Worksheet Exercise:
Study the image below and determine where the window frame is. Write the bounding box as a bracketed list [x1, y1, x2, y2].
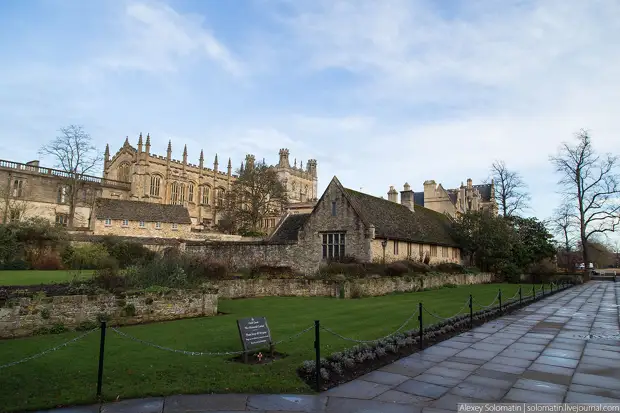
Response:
[322, 232, 346, 260]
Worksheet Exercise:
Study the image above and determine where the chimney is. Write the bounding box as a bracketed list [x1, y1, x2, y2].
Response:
[387, 186, 398, 203]
[400, 182, 415, 212]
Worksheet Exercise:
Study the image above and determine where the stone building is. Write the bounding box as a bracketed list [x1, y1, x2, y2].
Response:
[269, 176, 462, 266]
[0, 159, 130, 227]
[408, 178, 497, 218]
[102, 135, 318, 232]
[91, 198, 192, 238]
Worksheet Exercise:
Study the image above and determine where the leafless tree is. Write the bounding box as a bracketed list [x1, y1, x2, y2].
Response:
[39, 125, 103, 229]
[490, 160, 530, 217]
[222, 159, 288, 234]
[549, 129, 620, 268]
[550, 201, 577, 252]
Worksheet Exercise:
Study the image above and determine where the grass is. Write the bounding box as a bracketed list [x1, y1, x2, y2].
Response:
[0, 270, 95, 286]
[0, 283, 549, 413]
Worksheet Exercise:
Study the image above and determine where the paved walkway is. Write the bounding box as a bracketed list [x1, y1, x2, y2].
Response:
[36, 282, 620, 413]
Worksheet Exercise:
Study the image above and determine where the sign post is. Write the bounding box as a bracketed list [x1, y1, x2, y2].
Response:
[237, 317, 273, 363]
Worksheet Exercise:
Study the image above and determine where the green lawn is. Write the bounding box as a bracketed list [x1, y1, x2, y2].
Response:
[0, 283, 546, 413]
[0, 270, 95, 286]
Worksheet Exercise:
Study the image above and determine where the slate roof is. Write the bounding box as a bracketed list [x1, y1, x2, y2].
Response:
[94, 198, 192, 224]
[413, 192, 425, 206]
[269, 213, 310, 242]
[473, 183, 493, 202]
[343, 188, 458, 247]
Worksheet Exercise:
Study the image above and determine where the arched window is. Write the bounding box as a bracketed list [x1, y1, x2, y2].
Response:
[188, 184, 195, 203]
[118, 163, 131, 182]
[201, 186, 210, 205]
[170, 182, 181, 204]
[179, 183, 186, 204]
[150, 175, 161, 196]
[217, 188, 225, 207]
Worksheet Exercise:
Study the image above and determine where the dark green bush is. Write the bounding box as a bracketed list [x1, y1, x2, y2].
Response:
[92, 268, 126, 291]
[433, 262, 464, 274]
[0, 259, 29, 270]
[385, 262, 408, 277]
[363, 263, 385, 276]
[320, 262, 366, 278]
[65, 243, 112, 270]
[31, 252, 63, 270]
[399, 260, 430, 274]
[96, 236, 157, 268]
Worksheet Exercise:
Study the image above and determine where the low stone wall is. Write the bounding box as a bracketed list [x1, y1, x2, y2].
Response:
[216, 273, 495, 299]
[0, 290, 218, 339]
[185, 241, 317, 275]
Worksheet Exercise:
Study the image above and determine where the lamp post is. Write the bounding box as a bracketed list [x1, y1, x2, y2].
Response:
[381, 239, 387, 264]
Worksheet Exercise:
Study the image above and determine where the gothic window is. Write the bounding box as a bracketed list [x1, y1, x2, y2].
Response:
[150, 175, 161, 197]
[57, 186, 67, 204]
[201, 186, 210, 205]
[216, 188, 225, 207]
[118, 163, 131, 182]
[170, 182, 182, 205]
[55, 213, 69, 227]
[188, 184, 194, 203]
[12, 179, 23, 197]
[179, 183, 186, 203]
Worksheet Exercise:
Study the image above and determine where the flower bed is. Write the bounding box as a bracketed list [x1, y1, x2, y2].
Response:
[297, 282, 574, 391]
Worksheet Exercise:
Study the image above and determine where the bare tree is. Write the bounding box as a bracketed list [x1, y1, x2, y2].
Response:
[39, 125, 103, 229]
[222, 159, 288, 234]
[490, 160, 530, 217]
[549, 130, 620, 268]
[550, 201, 577, 252]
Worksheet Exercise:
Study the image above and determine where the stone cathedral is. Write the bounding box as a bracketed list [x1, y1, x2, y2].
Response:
[102, 134, 318, 230]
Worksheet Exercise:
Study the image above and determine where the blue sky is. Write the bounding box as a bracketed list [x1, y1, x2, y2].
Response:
[1, 0, 619, 241]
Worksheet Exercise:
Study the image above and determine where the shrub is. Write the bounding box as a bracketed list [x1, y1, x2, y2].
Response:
[385, 262, 409, 277]
[1, 259, 29, 270]
[433, 262, 464, 274]
[31, 252, 63, 270]
[497, 262, 521, 283]
[92, 268, 126, 291]
[66, 243, 112, 270]
[320, 262, 366, 278]
[363, 263, 385, 276]
[400, 260, 430, 274]
[182, 255, 228, 280]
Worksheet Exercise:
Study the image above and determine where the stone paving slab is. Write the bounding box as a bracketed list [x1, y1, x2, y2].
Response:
[32, 282, 620, 413]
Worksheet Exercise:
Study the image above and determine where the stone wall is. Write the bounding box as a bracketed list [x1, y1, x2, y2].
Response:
[369, 239, 462, 265]
[0, 290, 218, 339]
[216, 273, 495, 299]
[185, 241, 318, 274]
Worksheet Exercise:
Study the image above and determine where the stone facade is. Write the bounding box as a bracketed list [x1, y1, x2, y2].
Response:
[91, 217, 192, 238]
[415, 178, 497, 218]
[214, 273, 494, 299]
[369, 239, 461, 264]
[103, 136, 318, 233]
[0, 159, 130, 227]
[0, 290, 218, 339]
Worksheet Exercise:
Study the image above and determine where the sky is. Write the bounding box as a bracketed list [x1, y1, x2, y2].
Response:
[0, 0, 619, 242]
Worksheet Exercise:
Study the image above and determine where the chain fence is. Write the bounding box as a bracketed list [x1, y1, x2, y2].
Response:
[110, 324, 315, 356]
[0, 328, 98, 370]
[423, 298, 470, 321]
[321, 307, 419, 343]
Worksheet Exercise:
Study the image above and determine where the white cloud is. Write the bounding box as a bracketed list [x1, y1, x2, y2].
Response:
[99, 1, 242, 76]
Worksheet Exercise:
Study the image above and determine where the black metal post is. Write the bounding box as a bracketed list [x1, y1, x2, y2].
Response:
[542, 284, 545, 296]
[519, 285, 522, 306]
[469, 294, 473, 328]
[498, 289, 502, 314]
[96, 321, 107, 397]
[532, 284, 535, 300]
[418, 302, 423, 350]
[314, 320, 321, 392]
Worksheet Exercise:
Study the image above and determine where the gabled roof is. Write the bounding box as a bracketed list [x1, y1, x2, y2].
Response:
[94, 198, 192, 224]
[341, 185, 458, 247]
[270, 213, 310, 242]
